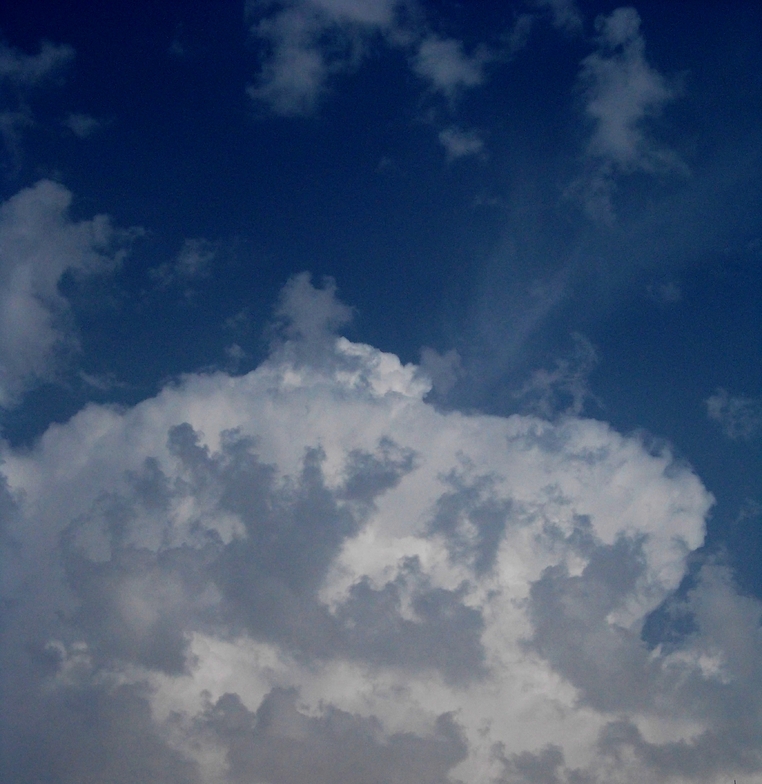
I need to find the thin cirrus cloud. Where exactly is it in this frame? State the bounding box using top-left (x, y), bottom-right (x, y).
top-left (2, 273), bottom-right (761, 783)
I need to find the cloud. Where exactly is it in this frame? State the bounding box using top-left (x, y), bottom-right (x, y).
top-left (64, 112), bottom-right (102, 138)
top-left (247, 2), bottom-right (495, 116)
top-left (529, 0), bottom-right (583, 33)
top-left (246, 0), bottom-right (399, 116)
top-left (3, 275), bottom-right (762, 783)
top-left (706, 388), bottom-right (762, 441)
top-left (412, 36), bottom-right (488, 99)
top-left (572, 7), bottom-right (680, 221)
top-left (438, 126), bottom-right (485, 161)
top-left (513, 332), bottom-right (600, 418)
top-left (0, 40), bottom-right (75, 168)
top-left (0, 39), bottom-right (75, 86)
top-left (0, 180), bottom-right (133, 406)
top-left (150, 238), bottom-right (216, 295)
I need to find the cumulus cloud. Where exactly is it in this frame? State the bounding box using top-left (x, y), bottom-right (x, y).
top-left (571, 7), bottom-right (680, 221)
top-left (2, 275), bottom-right (762, 783)
top-left (0, 180), bottom-right (133, 406)
top-left (706, 388), bottom-right (762, 441)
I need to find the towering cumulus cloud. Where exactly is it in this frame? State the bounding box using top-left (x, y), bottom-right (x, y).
top-left (1, 275), bottom-right (760, 783)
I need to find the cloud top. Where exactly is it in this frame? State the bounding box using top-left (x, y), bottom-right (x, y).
top-left (4, 275), bottom-right (759, 784)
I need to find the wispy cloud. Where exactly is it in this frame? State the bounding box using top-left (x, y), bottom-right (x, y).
top-left (63, 112), bottom-right (102, 139)
top-left (571, 7), bottom-right (681, 221)
top-left (0, 40), bottom-right (75, 169)
top-left (437, 126), bottom-right (484, 161)
top-left (529, 0), bottom-right (583, 33)
top-left (706, 388), bottom-right (762, 441)
top-left (412, 36), bottom-right (488, 99)
top-left (513, 331), bottom-right (600, 417)
top-left (0, 39), bottom-right (74, 86)
top-left (246, 0), bottom-right (399, 116)
top-left (0, 181), bottom-right (134, 406)
top-left (150, 238), bottom-right (216, 296)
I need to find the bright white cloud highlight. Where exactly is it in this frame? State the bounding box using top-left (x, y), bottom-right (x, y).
top-left (2, 275), bottom-right (760, 783)
top-left (0, 181), bottom-right (132, 406)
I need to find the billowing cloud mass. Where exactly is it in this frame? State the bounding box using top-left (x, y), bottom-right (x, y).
top-left (0, 181), bottom-right (132, 406)
top-left (2, 274), bottom-right (761, 783)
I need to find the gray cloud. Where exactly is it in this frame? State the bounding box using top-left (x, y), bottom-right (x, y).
top-left (202, 687), bottom-right (467, 784)
top-left (0, 181), bottom-right (136, 406)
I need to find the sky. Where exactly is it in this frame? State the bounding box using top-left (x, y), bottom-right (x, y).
top-left (0, 1), bottom-right (760, 782)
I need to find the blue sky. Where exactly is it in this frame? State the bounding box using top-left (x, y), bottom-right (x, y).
top-left (0, 2), bottom-right (760, 782)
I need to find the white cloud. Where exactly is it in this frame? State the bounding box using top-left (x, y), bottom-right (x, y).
top-left (247, 2), bottom-right (495, 116)
top-left (247, 0), bottom-right (399, 115)
top-left (3, 275), bottom-right (761, 782)
top-left (706, 388), bottom-right (762, 441)
top-left (412, 36), bottom-right (488, 98)
top-left (437, 126), bottom-right (485, 161)
top-left (0, 180), bottom-right (133, 406)
top-left (572, 7), bottom-right (680, 221)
